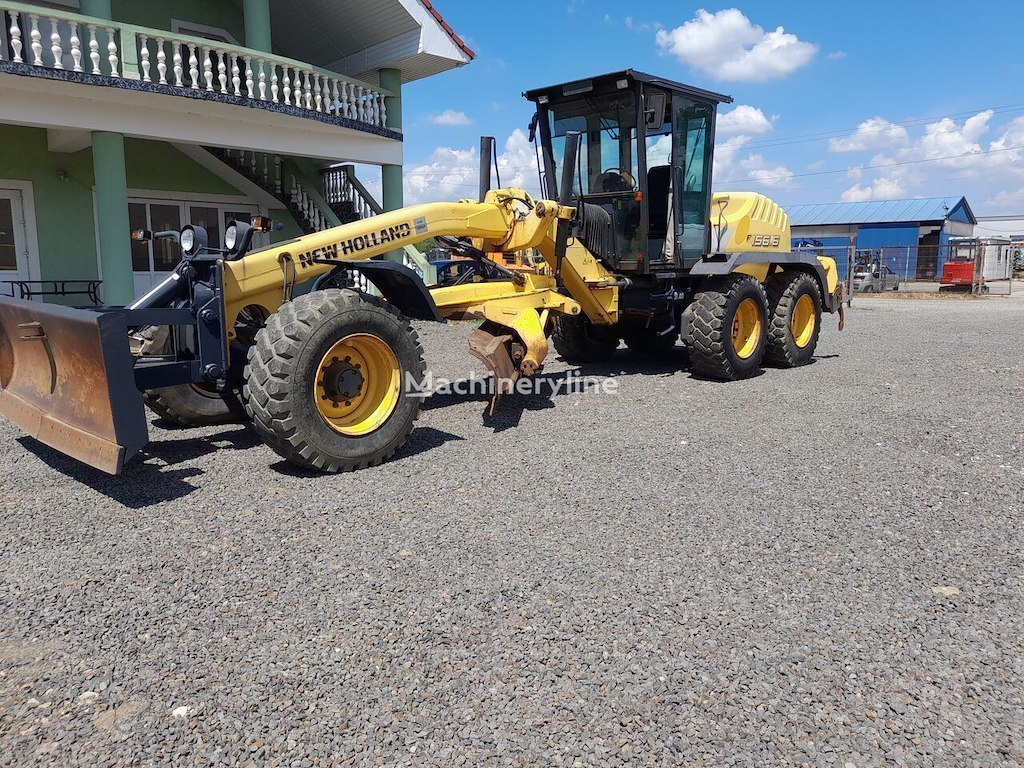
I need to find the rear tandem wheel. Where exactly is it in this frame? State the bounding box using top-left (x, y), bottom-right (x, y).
top-left (686, 274), bottom-right (769, 381)
top-left (764, 271), bottom-right (822, 367)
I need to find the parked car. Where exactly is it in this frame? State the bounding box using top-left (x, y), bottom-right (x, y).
top-left (852, 265), bottom-right (900, 292)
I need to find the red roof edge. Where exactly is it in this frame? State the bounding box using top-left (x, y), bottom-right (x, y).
top-left (418, 0), bottom-right (476, 60)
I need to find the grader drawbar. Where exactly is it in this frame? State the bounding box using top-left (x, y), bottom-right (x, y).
top-left (0, 70), bottom-right (844, 476)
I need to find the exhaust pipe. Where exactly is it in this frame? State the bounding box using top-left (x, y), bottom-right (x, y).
top-left (559, 131), bottom-right (581, 205)
top-left (479, 136), bottom-right (495, 203)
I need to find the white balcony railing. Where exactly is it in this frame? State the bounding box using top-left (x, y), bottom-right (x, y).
top-left (0, 2), bottom-right (391, 131)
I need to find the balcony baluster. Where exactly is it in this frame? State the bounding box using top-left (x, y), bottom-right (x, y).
top-left (48, 17), bottom-right (62, 69)
top-left (87, 24), bottom-right (99, 73)
top-left (139, 34), bottom-right (149, 81)
top-left (188, 44), bottom-right (198, 88)
top-left (244, 55), bottom-right (253, 98)
top-left (8, 11), bottom-right (22, 62)
top-left (28, 14), bottom-right (40, 65)
top-left (217, 51), bottom-right (228, 94)
top-left (156, 38), bottom-right (167, 84)
top-left (105, 26), bottom-right (117, 77)
top-left (69, 22), bottom-right (82, 72)
top-left (172, 41), bottom-right (182, 86)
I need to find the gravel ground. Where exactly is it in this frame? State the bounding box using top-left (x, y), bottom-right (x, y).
top-left (1, 296), bottom-right (1022, 767)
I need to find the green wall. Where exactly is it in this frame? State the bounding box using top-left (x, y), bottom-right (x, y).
top-left (111, 0), bottom-right (247, 47)
top-left (0, 125), bottom-right (297, 288)
top-left (0, 125), bottom-right (98, 282)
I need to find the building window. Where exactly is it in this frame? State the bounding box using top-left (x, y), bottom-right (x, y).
top-left (128, 197), bottom-right (258, 294)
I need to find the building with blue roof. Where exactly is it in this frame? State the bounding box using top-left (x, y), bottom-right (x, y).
top-left (785, 197), bottom-right (976, 280)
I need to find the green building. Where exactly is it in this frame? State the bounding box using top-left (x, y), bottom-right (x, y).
top-left (0, 0), bottom-right (473, 304)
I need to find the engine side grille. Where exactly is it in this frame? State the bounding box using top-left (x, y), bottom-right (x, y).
top-left (575, 203), bottom-right (617, 266)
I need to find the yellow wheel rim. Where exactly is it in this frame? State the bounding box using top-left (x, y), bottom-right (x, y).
top-left (314, 333), bottom-right (401, 436)
top-left (790, 293), bottom-right (816, 348)
top-left (731, 297), bottom-right (762, 359)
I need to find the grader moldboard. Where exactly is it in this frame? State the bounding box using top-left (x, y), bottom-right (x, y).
top-left (0, 71), bottom-right (843, 475)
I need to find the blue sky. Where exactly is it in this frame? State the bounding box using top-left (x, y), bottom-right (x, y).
top-left (379, 1), bottom-right (1024, 215)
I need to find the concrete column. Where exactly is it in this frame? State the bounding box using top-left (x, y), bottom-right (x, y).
top-left (80, 0), bottom-right (112, 18)
top-left (378, 68), bottom-right (404, 263)
top-left (91, 131), bottom-right (134, 305)
top-left (243, 0), bottom-right (273, 53)
top-left (379, 67), bottom-right (403, 212)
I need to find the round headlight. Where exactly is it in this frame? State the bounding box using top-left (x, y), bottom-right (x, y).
top-left (224, 224), bottom-right (238, 252)
top-left (180, 227), bottom-right (196, 254)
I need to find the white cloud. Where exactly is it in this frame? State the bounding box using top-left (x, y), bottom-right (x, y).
top-left (983, 187), bottom-right (1024, 214)
top-left (431, 109), bottom-right (472, 127)
top-left (717, 104), bottom-right (774, 136)
top-left (829, 117), bottom-right (909, 152)
top-left (834, 110), bottom-right (1024, 204)
top-left (840, 177), bottom-right (907, 202)
top-left (917, 110), bottom-right (991, 161)
top-left (625, 16), bottom-right (660, 33)
top-left (647, 134), bottom-right (673, 167)
top-left (655, 8), bottom-right (818, 82)
top-left (404, 129), bottom-right (539, 205)
top-left (741, 154), bottom-right (796, 189)
top-left (827, 51), bottom-right (846, 60)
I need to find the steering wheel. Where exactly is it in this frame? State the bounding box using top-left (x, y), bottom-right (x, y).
top-left (596, 168), bottom-right (636, 193)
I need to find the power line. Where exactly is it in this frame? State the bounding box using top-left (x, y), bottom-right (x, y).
top-left (738, 102), bottom-right (1024, 151)
top-left (715, 143), bottom-right (1024, 185)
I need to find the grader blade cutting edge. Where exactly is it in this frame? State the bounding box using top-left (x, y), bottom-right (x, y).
top-left (467, 327), bottom-right (519, 415)
top-left (0, 297), bottom-right (148, 474)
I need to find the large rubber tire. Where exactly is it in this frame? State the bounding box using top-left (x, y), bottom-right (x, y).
top-left (687, 274), bottom-right (769, 380)
top-left (551, 314), bottom-right (619, 364)
top-left (622, 328), bottom-right (678, 355)
top-left (137, 325), bottom-right (235, 427)
top-left (765, 271), bottom-right (822, 368)
top-left (243, 289), bottom-right (424, 472)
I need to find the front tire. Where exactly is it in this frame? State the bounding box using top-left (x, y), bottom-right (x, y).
top-left (136, 325), bottom-right (235, 426)
top-left (687, 275), bottom-right (768, 380)
top-left (244, 290), bottom-right (424, 472)
top-left (765, 271), bottom-right (822, 367)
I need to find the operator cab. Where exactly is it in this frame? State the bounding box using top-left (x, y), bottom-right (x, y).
top-left (525, 70), bottom-right (731, 273)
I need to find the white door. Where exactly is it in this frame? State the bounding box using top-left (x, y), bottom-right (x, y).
top-left (130, 201), bottom-right (184, 298)
top-left (128, 199), bottom-right (258, 297)
top-left (0, 190), bottom-right (30, 294)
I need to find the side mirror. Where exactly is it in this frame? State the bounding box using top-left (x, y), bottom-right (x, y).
top-left (644, 92), bottom-right (667, 130)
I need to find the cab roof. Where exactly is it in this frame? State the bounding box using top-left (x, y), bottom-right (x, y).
top-left (523, 70), bottom-right (733, 106)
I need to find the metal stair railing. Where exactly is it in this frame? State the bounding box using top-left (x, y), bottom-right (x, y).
top-left (322, 166), bottom-right (435, 285)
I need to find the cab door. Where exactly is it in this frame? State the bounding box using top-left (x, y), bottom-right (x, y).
top-left (669, 99), bottom-right (716, 267)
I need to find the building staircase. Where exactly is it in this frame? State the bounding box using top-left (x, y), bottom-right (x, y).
top-left (205, 148), bottom-right (433, 287)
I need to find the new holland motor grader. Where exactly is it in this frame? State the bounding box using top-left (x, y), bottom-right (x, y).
top-left (0, 70), bottom-right (843, 475)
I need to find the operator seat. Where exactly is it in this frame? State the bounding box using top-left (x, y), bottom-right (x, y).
top-left (647, 165), bottom-right (671, 239)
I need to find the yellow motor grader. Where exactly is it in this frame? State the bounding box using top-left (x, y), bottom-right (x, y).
top-left (0, 70), bottom-right (842, 474)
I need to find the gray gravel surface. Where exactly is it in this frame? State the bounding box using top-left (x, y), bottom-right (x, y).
top-left (1, 297), bottom-right (1022, 767)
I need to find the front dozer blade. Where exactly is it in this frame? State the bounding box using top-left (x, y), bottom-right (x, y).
top-left (0, 298), bottom-right (148, 474)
